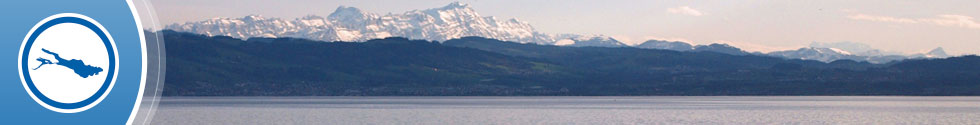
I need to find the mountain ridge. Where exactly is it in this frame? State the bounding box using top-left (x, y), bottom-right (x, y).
top-left (167, 2), bottom-right (956, 63)
top-left (166, 2), bottom-right (622, 47)
top-left (160, 30), bottom-right (980, 96)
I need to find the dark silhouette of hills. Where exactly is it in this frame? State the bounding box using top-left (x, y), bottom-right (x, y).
top-left (160, 31), bottom-right (980, 96)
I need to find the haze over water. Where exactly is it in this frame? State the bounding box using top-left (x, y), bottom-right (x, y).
top-left (151, 96), bottom-right (980, 124)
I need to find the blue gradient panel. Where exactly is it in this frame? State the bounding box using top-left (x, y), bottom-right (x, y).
top-left (0, 0), bottom-right (142, 124)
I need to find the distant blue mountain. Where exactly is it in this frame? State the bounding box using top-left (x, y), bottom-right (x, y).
top-left (693, 43), bottom-right (751, 55)
top-left (34, 49), bottom-right (104, 78)
top-left (635, 40), bottom-right (751, 56)
top-left (636, 40), bottom-right (693, 51)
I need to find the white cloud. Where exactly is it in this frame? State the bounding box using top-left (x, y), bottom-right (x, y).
top-left (848, 13), bottom-right (980, 29)
top-left (667, 6), bottom-right (704, 16)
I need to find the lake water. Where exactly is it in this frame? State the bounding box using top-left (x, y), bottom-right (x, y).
top-left (149, 96), bottom-right (980, 124)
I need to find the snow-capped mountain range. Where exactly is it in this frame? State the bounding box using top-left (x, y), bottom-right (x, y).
top-left (768, 42), bottom-right (949, 63)
top-left (167, 2), bottom-right (621, 47)
top-left (636, 40), bottom-right (949, 63)
top-left (768, 47), bottom-right (871, 63)
top-left (167, 2), bottom-right (953, 64)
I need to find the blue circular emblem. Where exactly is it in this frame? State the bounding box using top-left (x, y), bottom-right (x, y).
top-left (19, 13), bottom-right (118, 113)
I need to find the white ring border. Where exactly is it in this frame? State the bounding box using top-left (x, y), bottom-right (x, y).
top-left (126, 0), bottom-right (150, 124)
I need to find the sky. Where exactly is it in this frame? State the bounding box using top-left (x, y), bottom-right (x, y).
top-left (152, 0), bottom-right (980, 55)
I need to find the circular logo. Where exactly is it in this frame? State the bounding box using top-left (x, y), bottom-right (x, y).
top-left (18, 13), bottom-right (118, 113)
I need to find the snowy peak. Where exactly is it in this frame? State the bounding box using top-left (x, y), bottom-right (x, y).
top-left (168, 2), bottom-right (572, 44)
top-left (927, 47), bottom-right (949, 58)
top-left (328, 6), bottom-right (375, 21)
top-left (806, 41), bottom-right (913, 57)
top-left (769, 41), bottom-right (924, 63)
top-left (909, 47), bottom-right (950, 59)
top-left (565, 36), bottom-right (627, 47)
top-left (904, 47), bottom-right (951, 59)
top-left (765, 47), bottom-right (915, 63)
top-left (809, 42), bottom-right (870, 55)
top-left (694, 43), bottom-right (750, 55)
top-left (636, 40), bottom-right (693, 51)
top-left (413, 2), bottom-right (477, 17)
top-left (813, 48), bottom-right (853, 55)
top-left (441, 1), bottom-right (471, 9)
top-left (633, 40), bottom-right (746, 55)
top-left (417, 2), bottom-right (488, 28)
top-left (767, 47), bottom-right (861, 63)
top-left (792, 47), bottom-right (852, 56)
top-left (242, 14), bottom-right (266, 21)
top-left (167, 2), bottom-right (646, 47)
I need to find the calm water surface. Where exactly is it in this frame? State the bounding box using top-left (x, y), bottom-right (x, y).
top-left (150, 96), bottom-right (980, 124)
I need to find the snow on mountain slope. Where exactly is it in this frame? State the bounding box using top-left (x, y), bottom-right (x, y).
top-left (167, 2), bottom-right (951, 64)
top-left (166, 2), bottom-right (620, 46)
top-left (766, 47), bottom-right (917, 63)
top-left (910, 47), bottom-right (950, 59)
top-left (562, 35), bottom-right (627, 47)
top-left (636, 40), bottom-right (693, 51)
top-left (764, 42), bottom-right (949, 63)
top-left (827, 48), bottom-right (852, 55)
top-left (807, 41), bottom-right (904, 56)
top-left (693, 44), bottom-right (751, 55)
top-left (768, 47), bottom-right (864, 63)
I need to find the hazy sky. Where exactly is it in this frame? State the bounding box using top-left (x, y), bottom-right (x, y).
top-left (152, 0), bottom-right (979, 55)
